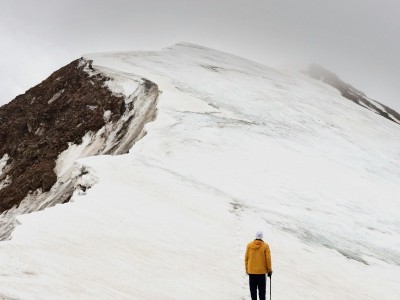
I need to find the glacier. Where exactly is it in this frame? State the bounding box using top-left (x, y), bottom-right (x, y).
top-left (0, 43), bottom-right (399, 299)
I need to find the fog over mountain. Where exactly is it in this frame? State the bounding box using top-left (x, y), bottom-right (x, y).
top-left (1, 0), bottom-right (399, 109)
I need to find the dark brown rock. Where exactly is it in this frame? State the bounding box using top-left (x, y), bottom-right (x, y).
top-left (0, 59), bottom-right (125, 213)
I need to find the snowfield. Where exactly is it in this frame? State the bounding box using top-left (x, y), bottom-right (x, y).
top-left (0, 43), bottom-right (399, 299)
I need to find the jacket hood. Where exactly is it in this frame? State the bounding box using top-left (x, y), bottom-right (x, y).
top-left (249, 240), bottom-right (264, 249)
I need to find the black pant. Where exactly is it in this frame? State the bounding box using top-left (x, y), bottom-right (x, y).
top-left (249, 274), bottom-right (266, 300)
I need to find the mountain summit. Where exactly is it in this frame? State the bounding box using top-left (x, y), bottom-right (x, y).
top-left (0, 43), bottom-right (399, 299)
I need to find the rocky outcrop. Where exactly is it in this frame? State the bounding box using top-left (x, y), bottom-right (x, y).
top-left (307, 64), bottom-right (400, 124)
top-left (0, 59), bottom-right (159, 239)
top-left (0, 59), bottom-right (126, 212)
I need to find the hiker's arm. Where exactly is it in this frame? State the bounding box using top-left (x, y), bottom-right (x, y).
top-left (265, 244), bottom-right (272, 273)
top-left (245, 245), bottom-right (249, 273)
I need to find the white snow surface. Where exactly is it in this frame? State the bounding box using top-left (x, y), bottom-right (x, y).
top-left (0, 154), bottom-right (9, 177)
top-left (47, 89), bottom-right (64, 104)
top-left (0, 43), bottom-right (399, 299)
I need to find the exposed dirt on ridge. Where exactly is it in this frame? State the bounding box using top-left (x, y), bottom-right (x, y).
top-left (0, 59), bottom-right (125, 213)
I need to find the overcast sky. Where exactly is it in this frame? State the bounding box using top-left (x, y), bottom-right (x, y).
top-left (1, 0), bottom-right (399, 110)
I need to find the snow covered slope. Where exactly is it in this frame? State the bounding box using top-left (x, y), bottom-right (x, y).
top-left (0, 43), bottom-right (399, 299)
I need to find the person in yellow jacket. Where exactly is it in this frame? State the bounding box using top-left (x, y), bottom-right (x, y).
top-left (245, 231), bottom-right (272, 300)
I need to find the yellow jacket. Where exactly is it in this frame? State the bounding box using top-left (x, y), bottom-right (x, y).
top-left (245, 240), bottom-right (272, 274)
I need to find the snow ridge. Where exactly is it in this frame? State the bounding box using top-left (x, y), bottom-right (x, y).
top-left (0, 44), bottom-right (399, 299)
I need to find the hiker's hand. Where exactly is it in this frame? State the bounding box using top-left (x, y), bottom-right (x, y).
top-left (268, 272), bottom-right (272, 277)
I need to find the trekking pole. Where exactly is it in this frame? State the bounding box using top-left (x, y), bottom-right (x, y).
top-left (269, 275), bottom-right (272, 300)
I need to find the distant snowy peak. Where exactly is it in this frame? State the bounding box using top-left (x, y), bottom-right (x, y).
top-left (307, 64), bottom-right (400, 124)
